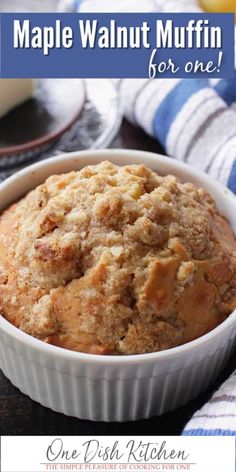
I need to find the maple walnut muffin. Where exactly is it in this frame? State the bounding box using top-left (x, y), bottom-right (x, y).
top-left (0, 160), bottom-right (236, 355)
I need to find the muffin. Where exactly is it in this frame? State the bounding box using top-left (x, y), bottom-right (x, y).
top-left (0, 160), bottom-right (236, 355)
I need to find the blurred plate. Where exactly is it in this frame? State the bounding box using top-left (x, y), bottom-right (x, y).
top-left (0, 79), bottom-right (85, 158)
top-left (0, 79), bottom-right (122, 172)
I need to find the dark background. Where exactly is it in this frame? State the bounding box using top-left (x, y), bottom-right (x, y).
top-left (0, 0), bottom-right (236, 436)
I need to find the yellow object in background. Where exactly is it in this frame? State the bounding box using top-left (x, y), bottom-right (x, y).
top-left (199, 0), bottom-right (236, 13)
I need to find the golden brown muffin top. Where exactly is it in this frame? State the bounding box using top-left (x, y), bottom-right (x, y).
top-left (1, 160), bottom-right (236, 355)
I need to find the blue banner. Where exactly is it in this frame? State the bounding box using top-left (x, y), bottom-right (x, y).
top-left (0, 13), bottom-right (234, 78)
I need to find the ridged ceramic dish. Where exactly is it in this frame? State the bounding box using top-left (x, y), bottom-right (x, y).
top-left (0, 149), bottom-right (236, 422)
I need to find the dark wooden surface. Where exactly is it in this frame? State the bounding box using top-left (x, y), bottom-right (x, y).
top-left (0, 0), bottom-right (235, 437)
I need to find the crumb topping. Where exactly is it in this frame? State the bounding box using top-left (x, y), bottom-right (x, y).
top-left (1, 161), bottom-right (236, 354)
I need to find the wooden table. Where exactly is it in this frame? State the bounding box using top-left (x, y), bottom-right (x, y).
top-left (0, 0), bottom-right (235, 436)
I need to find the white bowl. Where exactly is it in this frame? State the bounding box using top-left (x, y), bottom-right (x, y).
top-left (0, 149), bottom-right (236, 422)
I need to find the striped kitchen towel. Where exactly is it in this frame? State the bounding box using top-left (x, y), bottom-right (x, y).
top-left (60, 0), bottom-right (236, 192)
top-left (183, 373), bottom-right (236, 436)
top-left (59, 0), bottom-right (236, 436)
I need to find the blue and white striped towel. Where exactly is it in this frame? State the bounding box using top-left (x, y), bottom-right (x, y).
top-left (59, 0), bottom-right (236, 436)
top-left (183, 373), bottom-right (236, 436)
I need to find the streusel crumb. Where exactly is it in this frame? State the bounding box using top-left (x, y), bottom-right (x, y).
top-left (1, 161), bottom-right (236, 354)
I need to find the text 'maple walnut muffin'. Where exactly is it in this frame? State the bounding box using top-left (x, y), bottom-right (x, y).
top-left (1, 161), bottom-right (236, 355)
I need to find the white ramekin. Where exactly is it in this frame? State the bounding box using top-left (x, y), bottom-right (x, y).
top-left (1, 149), bottom-right (236, 422)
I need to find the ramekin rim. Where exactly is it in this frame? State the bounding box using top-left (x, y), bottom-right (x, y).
top-left (1, 309), bottom-right (236, 365)
top-left (0, 148), bottom-right (235, 203)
